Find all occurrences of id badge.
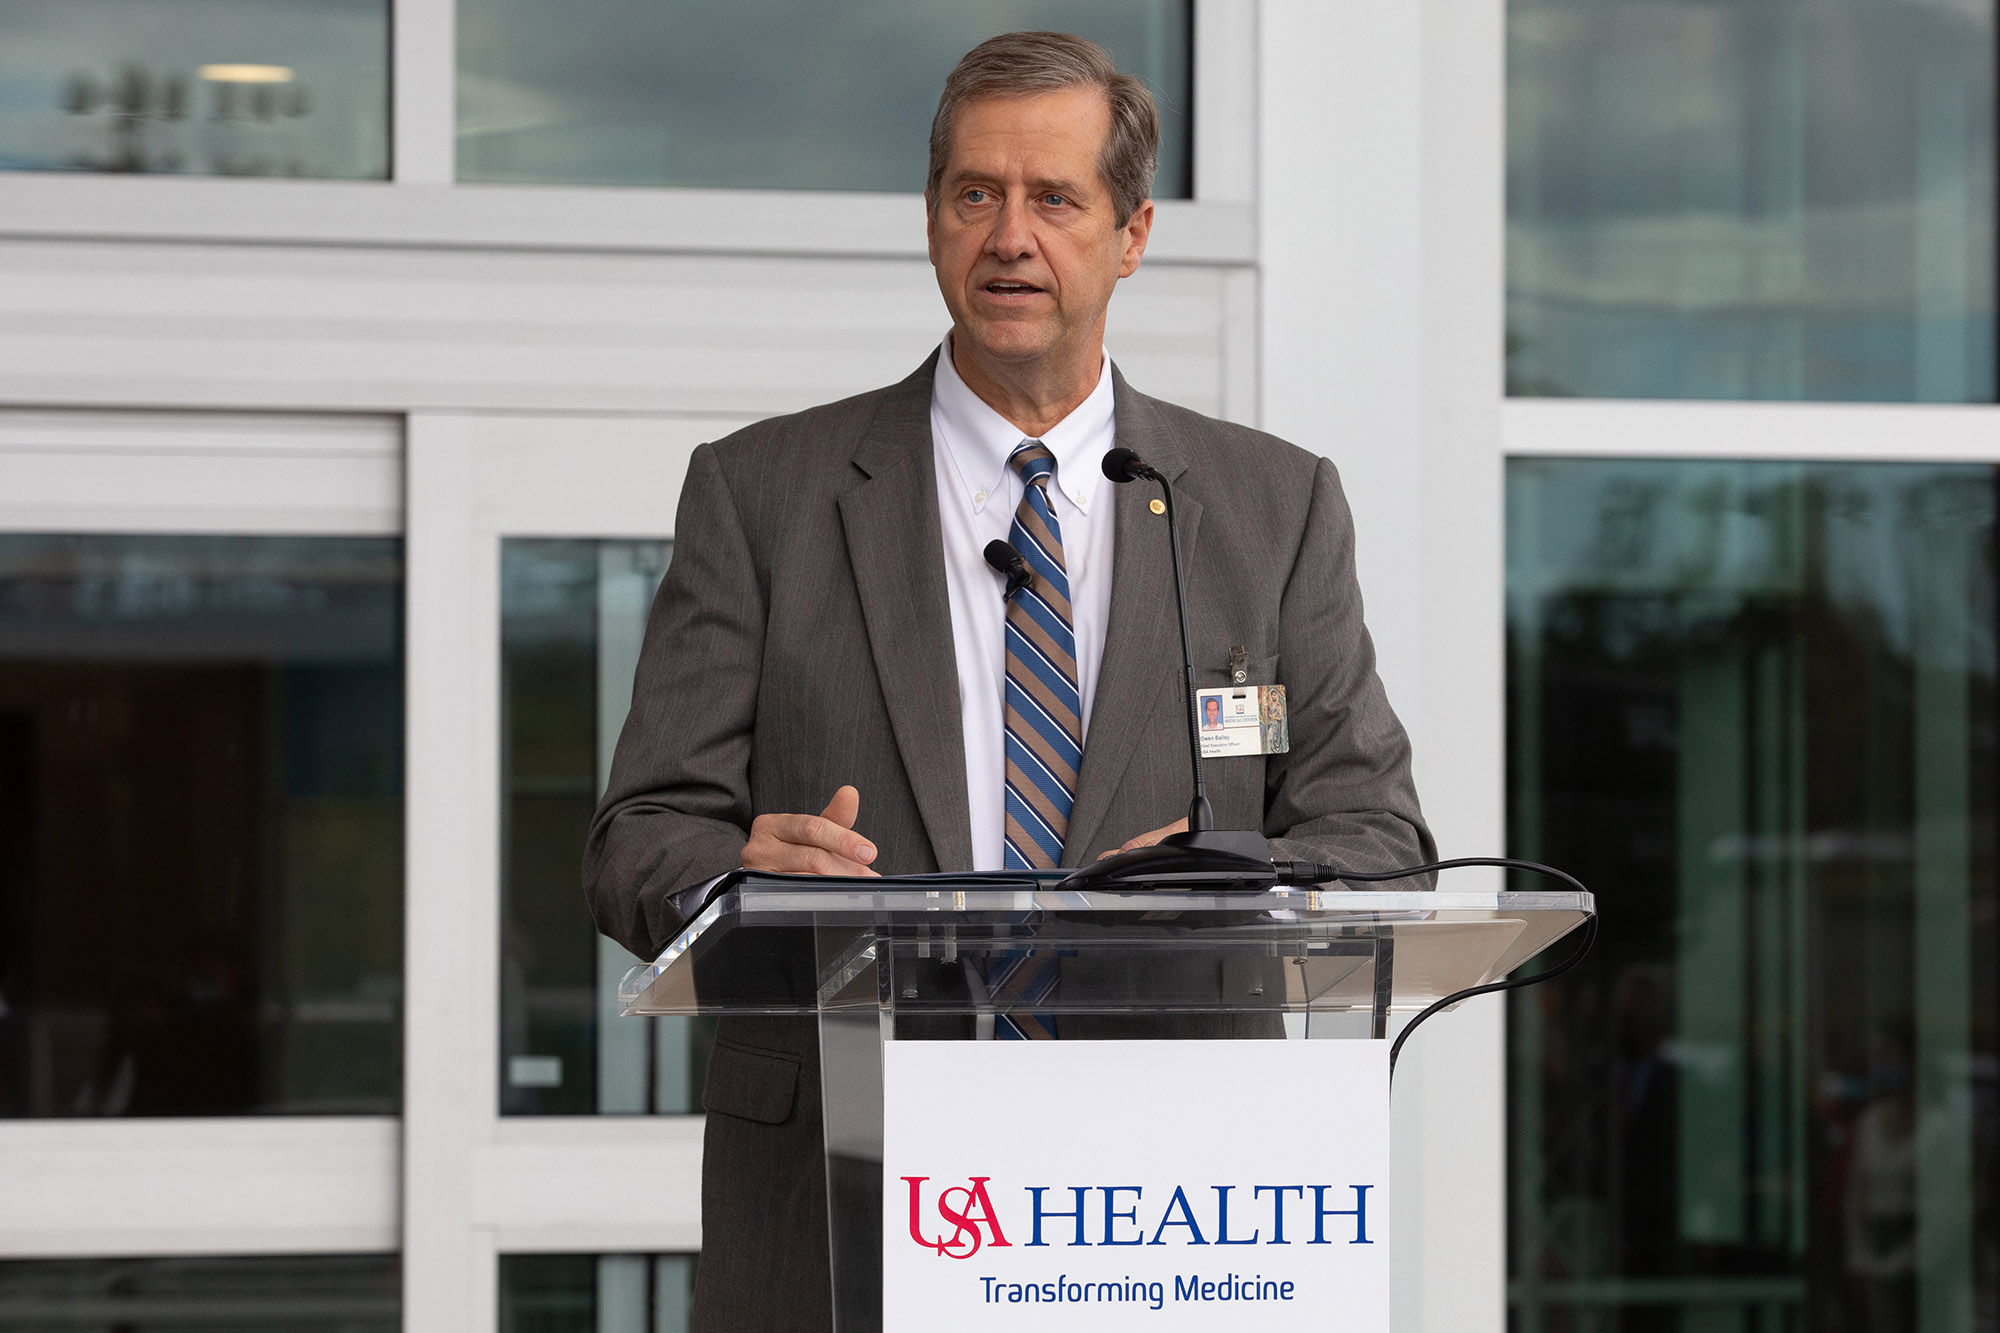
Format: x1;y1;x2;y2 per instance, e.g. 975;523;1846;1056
1195;683;1289;757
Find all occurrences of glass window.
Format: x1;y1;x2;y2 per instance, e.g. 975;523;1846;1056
457;4;1192;196
0;534;403;1117
0;1254;399;1329
0;0;390;178
1508;0;1996;401
500;538;714;1115
499;1254;695;1333
1507;459;1999;1328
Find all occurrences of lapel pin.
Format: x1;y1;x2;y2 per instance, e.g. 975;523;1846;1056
1149;498;1166;515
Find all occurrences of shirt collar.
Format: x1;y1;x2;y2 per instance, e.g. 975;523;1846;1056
931;332;1115;516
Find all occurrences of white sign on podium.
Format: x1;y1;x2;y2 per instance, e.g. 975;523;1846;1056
881;1039;1390;1331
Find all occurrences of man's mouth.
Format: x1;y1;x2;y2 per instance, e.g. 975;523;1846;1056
983;280;1044;295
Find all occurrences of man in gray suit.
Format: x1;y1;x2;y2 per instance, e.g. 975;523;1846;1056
583;30;1432;1333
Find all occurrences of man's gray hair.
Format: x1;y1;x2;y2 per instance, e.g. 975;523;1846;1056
927;31;1160;228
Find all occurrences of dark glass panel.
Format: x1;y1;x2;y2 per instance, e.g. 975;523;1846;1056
498;1253;696;1333
1508;0;1996;401
1508;460;1999;1330
458;2;1191;197
500;538;714;1115
0;1254;399;1330
0;0;390;177
0;534;403;1117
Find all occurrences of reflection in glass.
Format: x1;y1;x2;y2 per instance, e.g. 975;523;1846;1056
458;3;1191;196
0;535;403;1117
499;1254;695;1333
0;1253;399;1329
1507;460;1999;1329
1508;0;1996;401
0;0;390;177
501;539;714;1115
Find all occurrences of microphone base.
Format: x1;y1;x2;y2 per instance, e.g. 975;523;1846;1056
1057;828;1277;891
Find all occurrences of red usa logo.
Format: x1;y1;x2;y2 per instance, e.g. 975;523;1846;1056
901;1176;1013;1259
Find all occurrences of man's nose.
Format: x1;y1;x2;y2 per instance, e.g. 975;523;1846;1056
985;195;1037;262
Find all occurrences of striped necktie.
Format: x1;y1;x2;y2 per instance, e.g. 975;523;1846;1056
1002;441;1083;872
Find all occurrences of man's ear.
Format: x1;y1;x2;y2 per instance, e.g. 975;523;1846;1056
925;191;939;267
1117;199;1155;278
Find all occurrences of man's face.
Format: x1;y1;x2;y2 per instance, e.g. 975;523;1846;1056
927;86;1153;376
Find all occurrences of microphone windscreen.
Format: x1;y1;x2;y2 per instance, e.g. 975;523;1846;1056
1102;447;1145;483
982;539;1018;575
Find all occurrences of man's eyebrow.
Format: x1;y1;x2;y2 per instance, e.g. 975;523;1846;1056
942;168;1093;199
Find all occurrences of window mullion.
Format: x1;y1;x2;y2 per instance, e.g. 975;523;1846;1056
393;0;456;184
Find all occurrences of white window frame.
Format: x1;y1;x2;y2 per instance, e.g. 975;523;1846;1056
402;411;740;1331
1504;398;2000;463
1490;31;2000;1333
0;410;404;1261
0;0;1257;268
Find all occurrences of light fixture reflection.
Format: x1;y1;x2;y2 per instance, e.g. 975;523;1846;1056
199;64;295;84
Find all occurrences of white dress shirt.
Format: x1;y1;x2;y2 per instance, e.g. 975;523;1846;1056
931;335;1118;871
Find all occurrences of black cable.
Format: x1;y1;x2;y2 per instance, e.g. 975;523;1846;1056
1274;854;1589;895
1273;856;1598;1077
1387;912;1597;1076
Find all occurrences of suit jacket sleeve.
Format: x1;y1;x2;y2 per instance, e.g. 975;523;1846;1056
582;443;761;958
1264;456;1438;879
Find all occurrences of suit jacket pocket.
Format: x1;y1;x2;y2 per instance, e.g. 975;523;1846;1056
701;1038;800;1125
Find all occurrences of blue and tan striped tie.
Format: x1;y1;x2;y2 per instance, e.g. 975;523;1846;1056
1002;441;1083;873
997;442;1078;1040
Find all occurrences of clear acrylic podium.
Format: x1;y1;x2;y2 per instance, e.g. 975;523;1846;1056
621;870;1594;1331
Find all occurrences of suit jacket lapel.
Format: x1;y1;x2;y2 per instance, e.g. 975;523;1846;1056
1065;370;1201;863
837;353;975;872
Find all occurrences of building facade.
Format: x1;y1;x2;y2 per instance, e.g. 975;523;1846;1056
0;2;1991;1330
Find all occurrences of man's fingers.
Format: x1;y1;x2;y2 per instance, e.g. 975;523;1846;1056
757;811;876;864
820;784;862;832
1113;817;1190;855
743;795;877;877
742;831;879;877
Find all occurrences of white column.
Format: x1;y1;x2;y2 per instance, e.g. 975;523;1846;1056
1259;2;1509;1331
1404;5;1510;1330
404;413;497;1330
1259;3;1426;708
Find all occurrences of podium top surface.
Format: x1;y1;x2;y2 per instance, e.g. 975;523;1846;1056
619;871;1595;1019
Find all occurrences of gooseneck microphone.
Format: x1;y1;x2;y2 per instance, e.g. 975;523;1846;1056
982;539;1032;599
1063;447;1277;888
1100;447;1210;833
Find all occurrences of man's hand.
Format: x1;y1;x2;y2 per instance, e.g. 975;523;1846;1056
1097;817;1189;859
743;785;879;877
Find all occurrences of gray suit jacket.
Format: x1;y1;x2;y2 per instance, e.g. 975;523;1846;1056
582;353;1432;1331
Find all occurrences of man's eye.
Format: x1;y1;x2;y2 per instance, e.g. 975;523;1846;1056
964;189;989;204
1043;194;1067;207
